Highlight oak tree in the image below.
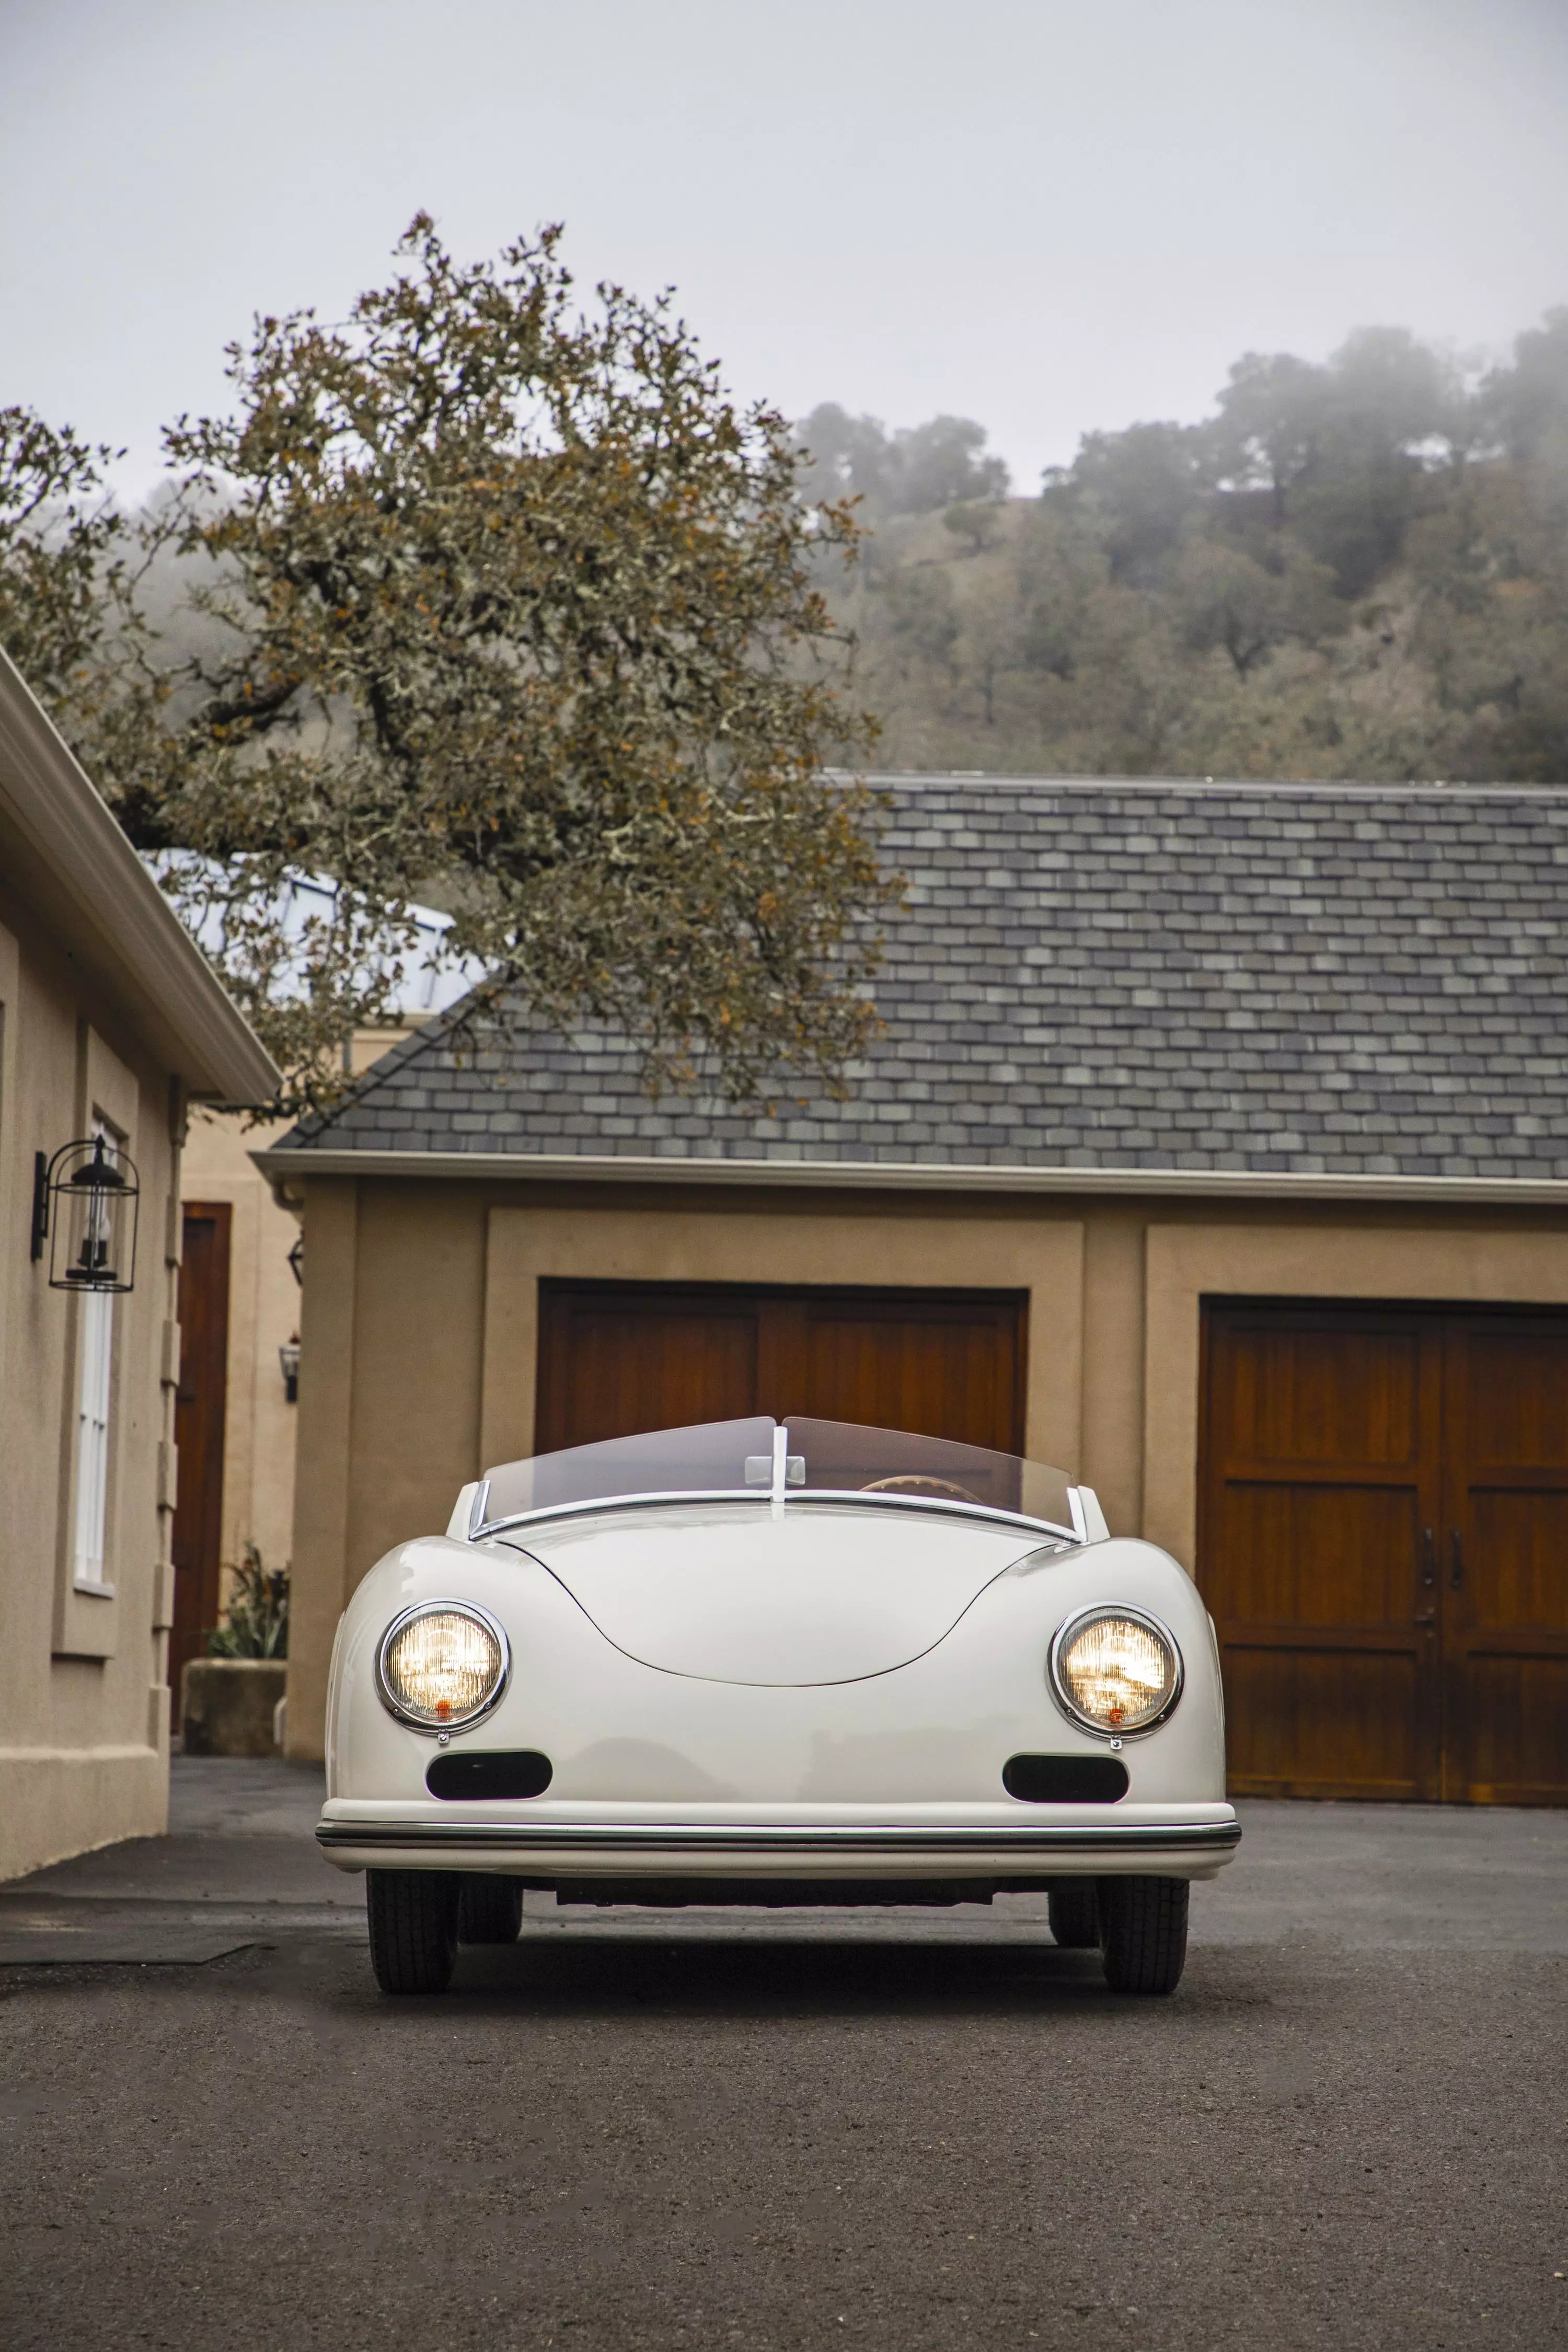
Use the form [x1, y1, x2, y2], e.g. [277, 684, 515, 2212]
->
[4, 221, 894, 1113]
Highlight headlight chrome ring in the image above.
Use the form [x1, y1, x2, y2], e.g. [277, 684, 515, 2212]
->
[375, 1600, 510, 1734]
[1048, 1605, 1183, 1739]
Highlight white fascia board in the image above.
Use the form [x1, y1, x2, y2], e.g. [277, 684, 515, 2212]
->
[0, 649, 279, 1103]
[857, 770, 1568, 805]
[250, 1146, 1568, 1208]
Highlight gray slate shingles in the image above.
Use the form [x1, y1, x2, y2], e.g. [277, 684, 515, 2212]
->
[278, 776, 1568, 1181]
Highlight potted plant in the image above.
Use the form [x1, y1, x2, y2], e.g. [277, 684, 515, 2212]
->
[180, 1546, 290, 1756]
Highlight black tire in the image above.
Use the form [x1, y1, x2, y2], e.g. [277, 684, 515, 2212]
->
[366, 1870, 460, 1994]
[458, 1876, 525, 1945]
[1097, 1875, 1189, 1995]
[1047, 1883, 1101, 1949]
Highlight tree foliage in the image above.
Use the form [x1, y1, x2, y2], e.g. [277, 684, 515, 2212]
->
[795, 406, 1010, 519]
[1, 221, 893, 1113]
[0, 409, 123, 701]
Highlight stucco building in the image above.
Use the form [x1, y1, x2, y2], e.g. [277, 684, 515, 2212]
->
[0, 649, 276, 1881]
[174, 923, 477, 1705]
[260, 774, 1568, 1809]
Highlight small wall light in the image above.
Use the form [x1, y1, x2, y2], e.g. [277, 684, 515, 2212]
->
[31, 1137, 140, 1293]
[287, 1232, 304, 1286]
[279, 1336, 301, 1403]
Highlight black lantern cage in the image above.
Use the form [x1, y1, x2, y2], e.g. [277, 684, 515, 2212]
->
[32, 1137, 140, 1294]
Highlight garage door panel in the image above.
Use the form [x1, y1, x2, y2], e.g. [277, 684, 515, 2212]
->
[1468, 1490, 1568, 1631]
[1215, 1322, 1423, 1467]
[1201, 1303, 1444, 1803]
[1224, 1646, 1424, 1800]
[536, 1299, 758, 1452]
[1459, 1327, 1568, 1467]
[1459, 1656, 1568, 1804]
[536, 1283, 1024, 1461]
[1215, 1481, 1420, 1629]
[1204, 1302, 1568, 1807]
[1442, 1313, 1568, 1802]
[798, 1305, 1020, 1452]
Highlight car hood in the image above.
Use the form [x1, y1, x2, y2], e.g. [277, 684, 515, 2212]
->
[503, 1503, 1046, 1686]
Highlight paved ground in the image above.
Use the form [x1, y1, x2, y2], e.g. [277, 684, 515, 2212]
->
[1, 1765, 1564, 2352]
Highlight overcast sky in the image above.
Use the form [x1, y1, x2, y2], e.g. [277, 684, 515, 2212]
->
[5, 0, 1567, 499]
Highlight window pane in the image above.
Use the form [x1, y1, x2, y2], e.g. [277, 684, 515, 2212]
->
[73, 1285, 113, 1582]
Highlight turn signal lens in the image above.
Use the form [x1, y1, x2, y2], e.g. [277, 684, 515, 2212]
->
[377, 1605, 505, 1730]
[1052, 1610, 1180, 1735]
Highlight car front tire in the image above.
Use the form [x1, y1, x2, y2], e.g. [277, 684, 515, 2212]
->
[366, 1869, 461, 1994]
[1047, 1883, 1101, 1949]
[457, 1876, 525, 1945]
[1097, 1874, 1189, 1996]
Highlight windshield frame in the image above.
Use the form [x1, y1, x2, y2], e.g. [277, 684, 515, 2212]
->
[470, 1414, 1086, 1546]
[472, 1411, 1086, 1543]
[476, 1488, 1083, 1544]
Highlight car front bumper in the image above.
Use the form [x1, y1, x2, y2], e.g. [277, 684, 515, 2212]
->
[316, 1805, 1240, 1882]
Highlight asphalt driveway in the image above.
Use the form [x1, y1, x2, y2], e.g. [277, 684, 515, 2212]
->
[0, 1762, 1563, 2351]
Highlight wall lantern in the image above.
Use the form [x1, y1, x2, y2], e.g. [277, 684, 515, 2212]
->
[287, 1232, 304, 1286]
[31, 1138, 140, 1293]
[279, 1336, 301, 1404]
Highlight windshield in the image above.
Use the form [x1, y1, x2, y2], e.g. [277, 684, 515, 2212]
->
[480, 1417, 775, 1523]
[787, 1418, 1072, 1526]
[477, 1415, 1076, 1537]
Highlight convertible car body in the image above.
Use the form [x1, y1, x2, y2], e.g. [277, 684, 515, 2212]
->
[318, 1416, 1238, 1995]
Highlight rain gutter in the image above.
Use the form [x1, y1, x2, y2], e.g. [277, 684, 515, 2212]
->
[252, 1146, 1568, 1210]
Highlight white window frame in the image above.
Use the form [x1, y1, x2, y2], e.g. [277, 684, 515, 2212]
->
[70, 1119, 118, 1592]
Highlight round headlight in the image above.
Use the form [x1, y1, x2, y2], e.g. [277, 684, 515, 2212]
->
[376, 1602, 508, 1731]
[1050, 1607, 1181, 1736]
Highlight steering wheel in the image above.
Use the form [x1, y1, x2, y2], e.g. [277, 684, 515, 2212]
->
[859, 1474, 986, 1505]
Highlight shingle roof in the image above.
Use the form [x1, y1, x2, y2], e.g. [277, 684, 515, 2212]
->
[277, 775, 1568, 1181]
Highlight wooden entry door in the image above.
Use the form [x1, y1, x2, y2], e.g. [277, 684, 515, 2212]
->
[1200, 1302, 1568, 1805]
[534, 1283, 1025, 1458]
[170, 1204, 232, 1721]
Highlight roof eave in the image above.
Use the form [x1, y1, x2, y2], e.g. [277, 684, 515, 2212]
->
[250, 1145, 1568, 1209]
[0, 649, 280, 1103]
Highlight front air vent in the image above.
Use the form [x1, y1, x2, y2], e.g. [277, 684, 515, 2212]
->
[426, 1749, 552, 1801]
[1002, 1753, 1129, 1803]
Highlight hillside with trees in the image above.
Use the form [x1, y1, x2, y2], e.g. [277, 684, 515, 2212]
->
[6, 271, 1567, 1110]
[798, 310, 1568, 781]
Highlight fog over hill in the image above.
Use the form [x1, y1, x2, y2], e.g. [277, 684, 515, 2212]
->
[797, 312, 1568, 783]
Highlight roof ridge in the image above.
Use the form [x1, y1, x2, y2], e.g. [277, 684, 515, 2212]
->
[861, 770, 1568, 801]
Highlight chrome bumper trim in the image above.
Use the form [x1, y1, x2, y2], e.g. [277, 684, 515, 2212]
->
[317, 1819, 1241, 1858]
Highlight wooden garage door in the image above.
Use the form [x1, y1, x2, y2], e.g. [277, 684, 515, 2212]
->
[535, 1283, 1025, 1458]
[1200, 1302, 1568, 1806]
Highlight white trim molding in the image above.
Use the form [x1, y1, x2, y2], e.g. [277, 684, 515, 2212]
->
[253, 1145, 1568, 1208]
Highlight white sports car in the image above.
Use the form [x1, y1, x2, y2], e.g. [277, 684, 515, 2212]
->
[317, 1416, 1239, 1996]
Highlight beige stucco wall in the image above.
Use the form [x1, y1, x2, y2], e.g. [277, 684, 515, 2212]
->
[179, 1105, 300, 1582]
[0, 898, 182, 1880]
[178, 1019, 430, 1618]
[281, 1171, 1568, 1762]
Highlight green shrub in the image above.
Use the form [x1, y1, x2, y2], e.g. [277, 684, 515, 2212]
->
[206, 1543, 289, 1659]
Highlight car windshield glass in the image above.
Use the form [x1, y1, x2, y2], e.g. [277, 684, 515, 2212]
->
[481, 1417, 776, 1523]
[479, 1416, 1075, 1534]
[786, 1417, 1074, 1529]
